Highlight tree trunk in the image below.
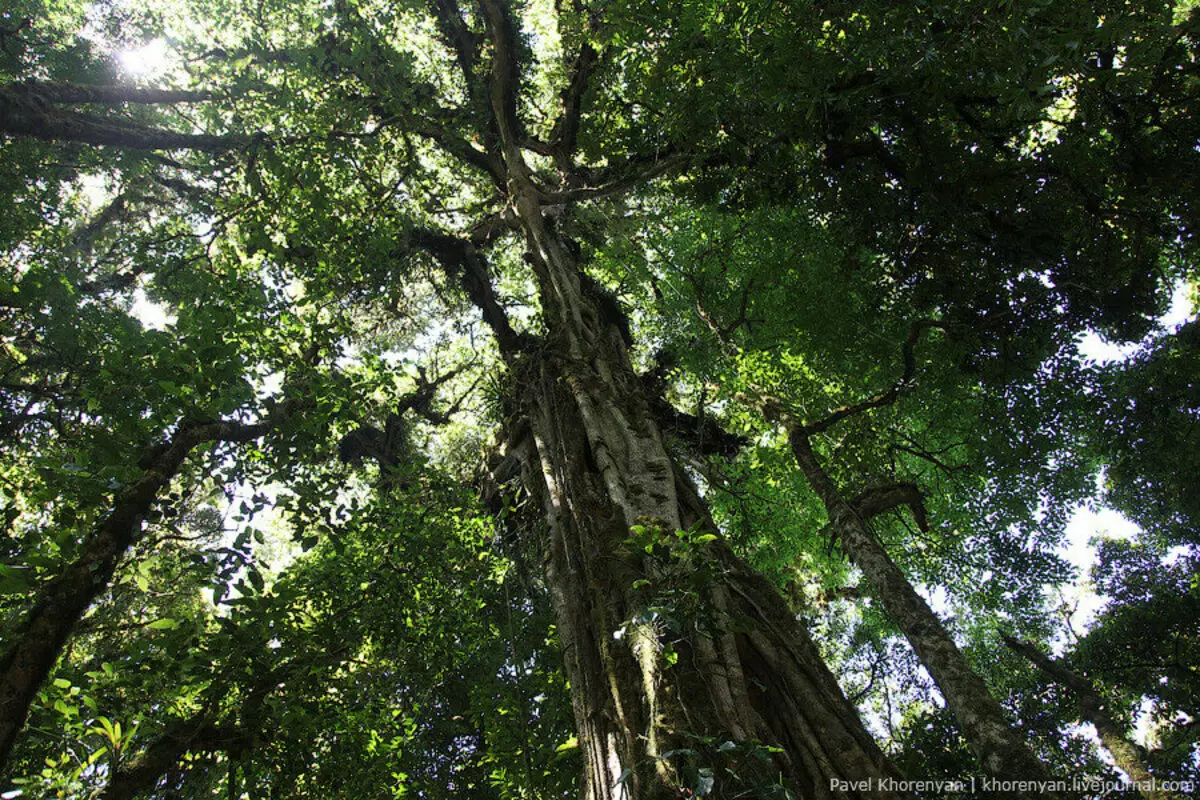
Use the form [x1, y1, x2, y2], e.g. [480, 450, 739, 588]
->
[788, 431, 1053, 797]
[1003, 635, 1180, 800]
[501, 177, 907, 799]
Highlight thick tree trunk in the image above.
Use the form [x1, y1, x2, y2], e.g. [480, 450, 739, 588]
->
[788, 432, 1053, 796]
[502, 180, 906, 799]
[417, 6, 916, 791]
[1003, 635, 1180, 800]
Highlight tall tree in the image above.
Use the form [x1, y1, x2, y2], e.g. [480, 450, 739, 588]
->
[1, 0, 1196, 798]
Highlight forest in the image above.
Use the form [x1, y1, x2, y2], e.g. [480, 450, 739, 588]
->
[0, 0, 1197, 798]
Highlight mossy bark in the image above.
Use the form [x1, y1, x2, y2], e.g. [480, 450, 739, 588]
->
[788, 432, 1054, 798]
[503, 180, 906, 798]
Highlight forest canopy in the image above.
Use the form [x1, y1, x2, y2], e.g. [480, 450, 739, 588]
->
[0, 0, 1197, 798]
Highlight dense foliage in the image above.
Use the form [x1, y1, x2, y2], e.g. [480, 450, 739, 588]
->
[0, 0, 1196, 798]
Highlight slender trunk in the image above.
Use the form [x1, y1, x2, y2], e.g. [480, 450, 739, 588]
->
[788, 431, 1053, 797]
[503, 180, 906, 799]
[0, 419, 274, 768]
[1003, 635, 1179, 800]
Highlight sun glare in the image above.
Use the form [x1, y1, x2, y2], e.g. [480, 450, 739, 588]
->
[118, 38, 172, 76]
[130, 288, 176, 330]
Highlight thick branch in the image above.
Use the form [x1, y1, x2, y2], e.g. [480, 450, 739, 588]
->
[0, 86, 240, 151]
[395, 365, 468, 424]
[849, 481, 929, 531]
[410, 227, 527, 354]
[7, 81, 212, 105]
[0, 407, 299, 768]
[648, 395, 745, 460]
[478, 0, 525, 153]
[409, 116, 501, 180]
[69, 192, 133, 259]
[424, 0, 507, 181]
[549, 41, 599, 156]
[430, 0, 480, 86]
[640, 363, 745, 459]
[98, 715, 241, 800]
[339, 365, 468, 471]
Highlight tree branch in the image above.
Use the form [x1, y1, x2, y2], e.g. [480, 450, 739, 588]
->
[430, 0, 481, 86]
[98, 715, 241, 800]
[409, 227, 528, 354]
[7, 81, 212, 105]
[0, 400, 305, 768]
[889, 438, 969, 475]
[848, 481, 929, 531]
[478, 0, 525, 153]
[542, 151, 688, 203]
[326, 0, 502, 183]
[802, 319, 943, 435]
[408, 115, 502, 181]
[549, 40, 599, 157]
[0, 86, 241, 151]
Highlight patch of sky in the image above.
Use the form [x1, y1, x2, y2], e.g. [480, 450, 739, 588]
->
[1076, 280, 1196, 364]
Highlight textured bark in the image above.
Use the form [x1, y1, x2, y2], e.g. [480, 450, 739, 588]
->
[392, 4, 917, 794]
[0, 418, 276, 768]
[1003, 636, 1180, 800]
[493, 166, 907, 797]
[788, 432, 1054, 797]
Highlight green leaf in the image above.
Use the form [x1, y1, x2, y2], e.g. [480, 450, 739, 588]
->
[0, 565, 33, 594]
